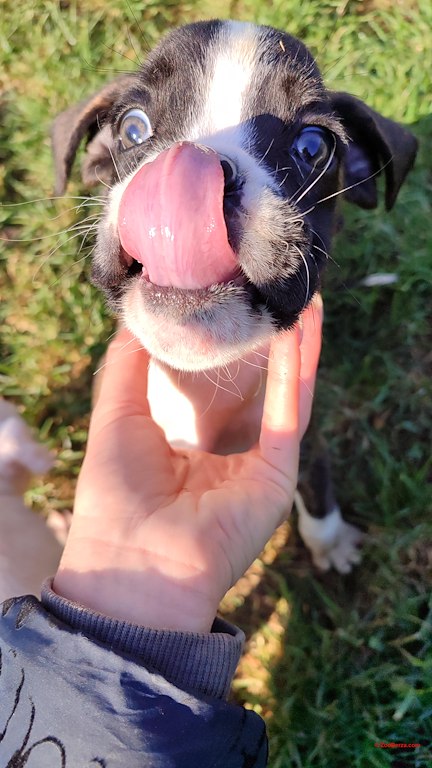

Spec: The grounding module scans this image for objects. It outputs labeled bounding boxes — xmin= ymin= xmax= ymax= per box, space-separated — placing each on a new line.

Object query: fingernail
xmin=297 ymin=318 xmax=304 ymax=343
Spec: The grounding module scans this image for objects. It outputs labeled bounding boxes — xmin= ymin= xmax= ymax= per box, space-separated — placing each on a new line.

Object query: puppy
xmin=0 ymin=399 xmax=61 ymax=601
xmin=52 ymin=20 xmax=417 ymax=572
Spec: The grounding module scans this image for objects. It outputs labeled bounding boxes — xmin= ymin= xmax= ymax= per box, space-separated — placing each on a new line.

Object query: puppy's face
xmin=94 ymin=21 xmax=346 ymax=371
xmin=53 ymin=21 xmax=417 ymax=371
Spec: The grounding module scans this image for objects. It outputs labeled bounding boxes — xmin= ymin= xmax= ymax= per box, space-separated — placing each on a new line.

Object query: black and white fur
xmin=52 ymin=20 xmax=417 ymax=572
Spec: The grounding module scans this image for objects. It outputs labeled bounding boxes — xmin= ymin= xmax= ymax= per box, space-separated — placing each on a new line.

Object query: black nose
xmin=220 ymin=155 xmax=237 ymax=194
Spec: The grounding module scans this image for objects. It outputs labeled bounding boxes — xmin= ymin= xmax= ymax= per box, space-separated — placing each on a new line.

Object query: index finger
xmin=298 ymin=293 xmax=323 ymax=436
xmin=259 ymin=295 xmax=323 ymax=472
xmin=259 ymin=322 xmax=301 ymax=472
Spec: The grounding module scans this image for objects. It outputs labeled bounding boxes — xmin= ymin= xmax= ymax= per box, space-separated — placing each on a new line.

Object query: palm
xmin=78 ymin=413 xmax=295 ymax=602
xmin=57 ymin=299 xmax=322 ymax=631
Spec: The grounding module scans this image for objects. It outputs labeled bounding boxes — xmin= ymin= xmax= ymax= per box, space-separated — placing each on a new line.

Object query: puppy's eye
xmin=292 ymin=127 xmax=335 ymax=169
xmin=118 ymin=109 xmax=153 ymax=149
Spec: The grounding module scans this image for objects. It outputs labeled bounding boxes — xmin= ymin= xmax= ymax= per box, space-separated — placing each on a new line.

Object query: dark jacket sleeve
xmin=0 ymin=590 xmax=268 ymax=767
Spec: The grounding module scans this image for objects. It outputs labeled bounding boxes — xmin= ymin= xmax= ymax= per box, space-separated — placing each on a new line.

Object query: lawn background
xmin=1 ymin=1 xmax=431 ymax=766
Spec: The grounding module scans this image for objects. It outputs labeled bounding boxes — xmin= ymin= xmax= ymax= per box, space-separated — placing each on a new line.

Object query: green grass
xmin=1 ymin=1 xmax=431 ymax=766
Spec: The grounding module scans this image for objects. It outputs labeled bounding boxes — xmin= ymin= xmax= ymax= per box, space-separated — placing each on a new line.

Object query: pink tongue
xmin=118 ymin=143 xmax=238 ymax=289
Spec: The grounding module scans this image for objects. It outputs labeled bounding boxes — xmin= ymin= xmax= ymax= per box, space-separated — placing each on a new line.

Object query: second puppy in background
xmin=52 ymin=20 xmax=417 ymax=571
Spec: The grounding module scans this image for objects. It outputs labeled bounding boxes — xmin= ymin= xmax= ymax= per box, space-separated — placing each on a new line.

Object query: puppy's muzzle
xmin=118 ymin=142 xmax=242 ymax=291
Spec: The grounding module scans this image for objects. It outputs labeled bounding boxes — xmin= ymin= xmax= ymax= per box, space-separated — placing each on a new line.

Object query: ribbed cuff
xmin=41 ymin=578 xmax=244 ymax=700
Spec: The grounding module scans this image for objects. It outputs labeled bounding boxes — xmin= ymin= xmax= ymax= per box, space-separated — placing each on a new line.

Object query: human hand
xmin=54 ymin=295 xmax=323 ymax=632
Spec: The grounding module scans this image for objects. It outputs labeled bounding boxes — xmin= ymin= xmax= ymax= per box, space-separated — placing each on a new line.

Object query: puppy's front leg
xmin=297 ymin=437 xmax=363 ymax=573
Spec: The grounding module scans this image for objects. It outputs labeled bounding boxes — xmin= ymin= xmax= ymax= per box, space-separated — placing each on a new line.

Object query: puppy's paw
xmin=0 ymin=413 xmax=53 ymax=475
xmin=295 ymin=493 xmax=363 ymax=573
xmin=307 ymin=520 xmax=363 ymax=573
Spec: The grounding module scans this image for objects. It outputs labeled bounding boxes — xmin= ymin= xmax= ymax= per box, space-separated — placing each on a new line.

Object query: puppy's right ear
xmin=331 ymin=92 xmax=418 ymax=211
xmin=52 ymin=75 xmax=135 ymax=196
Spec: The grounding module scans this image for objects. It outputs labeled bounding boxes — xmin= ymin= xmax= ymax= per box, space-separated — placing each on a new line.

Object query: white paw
xmin=306 ymin=520 xmax=363 ymax=573
xmin=295 ymin=493 xmax=363 ymax=574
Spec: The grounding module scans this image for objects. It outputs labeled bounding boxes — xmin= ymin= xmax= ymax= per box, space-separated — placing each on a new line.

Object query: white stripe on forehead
xmin=191 ymin=21 xmax=259 ymax=139
xmin=208 ymin=22 xmax=258 ymax=131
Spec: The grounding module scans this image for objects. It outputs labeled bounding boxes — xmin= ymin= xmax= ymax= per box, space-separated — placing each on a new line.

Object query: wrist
xmin=53 ymin=535 xmax=217 ymax=633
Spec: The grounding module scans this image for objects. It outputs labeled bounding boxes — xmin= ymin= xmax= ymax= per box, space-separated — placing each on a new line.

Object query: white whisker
xmin=256 ymin=138 xmax=275 ymax=168
xmin=202 ymin=369 xmax=244 ymax=401
xmin=108 ymin=145 xmax=121 ymax=184
xmin=250 ymin=349 xmax=270 ymax=362
xmin=302 ymin=157 xmax=393 ymax=215
xmin=292 ymin=243 xmax=310 ymax=309
xmin=0 ymin=213 xmax=100 ymax=244
xmin=93 ymin=337 xmax=147 ymax=377
xmin=31 ymin=229 xmax=95 ymax=282
xmin=293 ymin=136 xmax=337 ymax=206
xmin=199 ymin=371 xmax=221 ymax=417
xmin=94 ymin=169 xmax=114 ymax=190
xmin=239 ymin=356 xmax=267 ymax=373
xmin=47 ymin=251 xmax=92 ymax=288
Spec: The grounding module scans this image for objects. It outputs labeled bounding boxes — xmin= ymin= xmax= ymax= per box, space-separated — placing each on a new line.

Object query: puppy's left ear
xmin=52 ymin=75 xmax=135 ymax=196
xmin=331 ymin=92 xmax=418 ymax=210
